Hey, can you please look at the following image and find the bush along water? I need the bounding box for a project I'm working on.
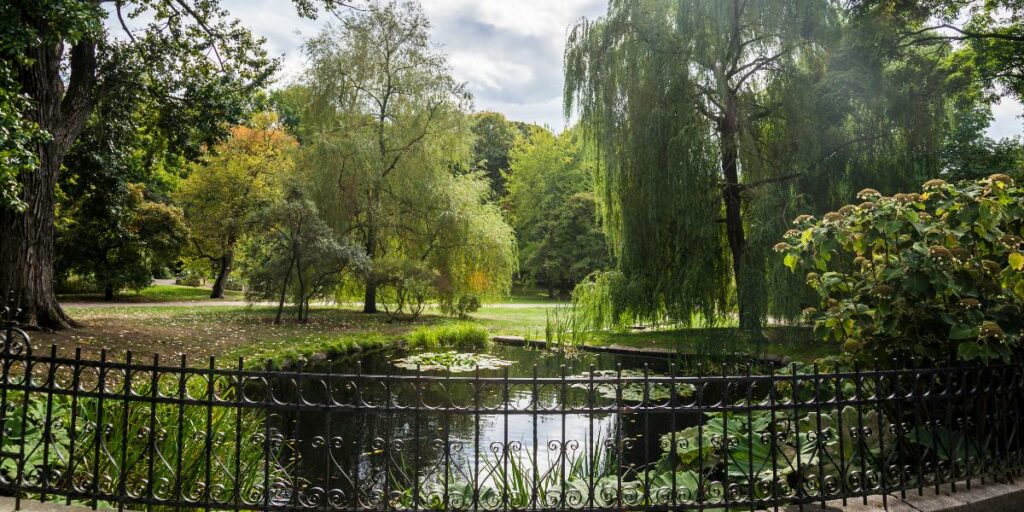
[778,174,1024,364]
[404,322,491,351]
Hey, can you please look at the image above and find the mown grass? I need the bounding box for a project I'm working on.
[586,326,832,362]
[43,297,829,368]
[40,305,432,365]
[58,284,244,303]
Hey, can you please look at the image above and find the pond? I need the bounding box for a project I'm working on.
[262,344,774,506]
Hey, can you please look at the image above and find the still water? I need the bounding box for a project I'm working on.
[262,344,766,502]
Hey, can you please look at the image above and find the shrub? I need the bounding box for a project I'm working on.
[438,294,481,319]
[405,322,490,351]
[175,271,204,287]
[778,175,1024,363]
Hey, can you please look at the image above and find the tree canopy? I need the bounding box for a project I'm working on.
[565,0,1009,332]
[504,126,608,296]
[298,0,515,315]
[176,112,298,298]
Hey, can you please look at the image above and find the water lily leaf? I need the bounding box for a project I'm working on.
[569,370,696,402]
[392,351,513,372]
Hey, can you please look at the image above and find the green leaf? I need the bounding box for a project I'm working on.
[1010,252,1024,271]
[949,324,976,340]
[784,253,799,271]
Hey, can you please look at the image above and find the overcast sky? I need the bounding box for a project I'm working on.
[241,0,607,131]
[117,0,1023,137]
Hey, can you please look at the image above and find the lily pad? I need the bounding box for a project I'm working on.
[392,351,514,372]
[570,369,696,401]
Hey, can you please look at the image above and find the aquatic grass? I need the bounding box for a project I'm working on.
[407,435,616,510]
[405,322,490,351]
[544,306,585,349]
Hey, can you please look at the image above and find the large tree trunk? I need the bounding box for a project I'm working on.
[1,34,97,330]
[718,93,761,334]
[210,252,234,299]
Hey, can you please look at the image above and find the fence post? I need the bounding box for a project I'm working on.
[13,330,33,511]
[117,351,133,512]
[40,345,58,504]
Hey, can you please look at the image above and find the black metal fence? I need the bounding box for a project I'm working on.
[1,321,1023,511]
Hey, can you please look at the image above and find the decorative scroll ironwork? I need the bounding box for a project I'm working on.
[1,317,1022,510]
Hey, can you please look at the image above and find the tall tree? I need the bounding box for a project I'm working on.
[852,0,1024,100]
[565,0,974,330]
[176,112,298,298]
[504,126,608,296]
[57,74,190,300]
[301,0,507,313]
[0,0,276,328]
[566,0,832,331]
[469,111,530,197]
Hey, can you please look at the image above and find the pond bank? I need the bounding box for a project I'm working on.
[491,335,791,363]
[273,332,793,370]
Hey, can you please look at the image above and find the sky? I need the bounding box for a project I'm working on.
[112,0,1023,138]
[236,0,607,131]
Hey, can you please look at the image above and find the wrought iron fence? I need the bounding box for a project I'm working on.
[1,319,1023,511]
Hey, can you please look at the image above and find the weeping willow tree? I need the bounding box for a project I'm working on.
[566,0,958,332]
[566,0,834,331]
[297,0,516,314]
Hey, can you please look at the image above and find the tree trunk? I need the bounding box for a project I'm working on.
[362,222,378,313]
[718,93,761,334]
[210,252,233,299]
[103,285,114,301]
[0,26,98,329]
[274,256,295,325]
[0,148,76,328]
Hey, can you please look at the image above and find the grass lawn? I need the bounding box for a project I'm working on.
[32,284,831,367]
[35,304,437,364]
[586,326,833,362]
[58,284,244,303]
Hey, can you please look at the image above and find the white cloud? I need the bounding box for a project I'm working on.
[103,0,1023,138]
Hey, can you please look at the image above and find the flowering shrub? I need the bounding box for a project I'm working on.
[777,174,1024,363]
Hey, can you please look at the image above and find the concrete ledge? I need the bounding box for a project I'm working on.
[785,479,1024,511]
[0,497,128,512]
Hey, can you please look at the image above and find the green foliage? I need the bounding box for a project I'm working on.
[0,385,280,509]
[58,183,187,297]
[300,0,515,313]
[856,0,1024,102]
[571,270,635,333]
[405,322,491,351]
[469,111,531,196]
[780,175,1024,363]
[657,406,892,495]
[239,187,369,323]
[437,294,481,319]
[0,65,41,211]
[505,127,608,296]
[176,112,297,286]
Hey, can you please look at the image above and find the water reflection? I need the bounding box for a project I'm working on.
[265,345,755,505]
